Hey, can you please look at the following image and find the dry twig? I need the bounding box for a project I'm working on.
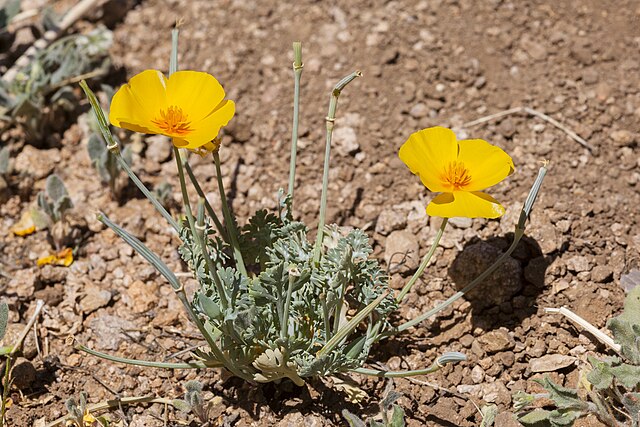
[461,106,595,152]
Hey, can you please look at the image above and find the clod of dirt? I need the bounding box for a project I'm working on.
[79,284,112,314]
[375,208,407,235]
[591,265,613,283]
[1,324,38,359]
[14,146,60,180]
[333,126,359,156]
[529,354,576,373]
[385,229,420,274]
[88,314,139,350]
[566,255,591,273]
[449,241,523,309]
[477,328,515,354]
[494,412,523,427]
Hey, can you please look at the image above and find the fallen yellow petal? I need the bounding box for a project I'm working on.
[37,248,74,267]
[11,211,36,237]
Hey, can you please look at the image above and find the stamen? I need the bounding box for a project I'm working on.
[152,106,193,136]
[441,161,472,190]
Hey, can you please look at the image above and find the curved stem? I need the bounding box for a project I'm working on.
[351,351,466,378]
[394,227,524,334]
[395,218,448,304]
[213,151,247,277]
[79,81,179,233]
[76,344,218,369]
[312,71,362,264]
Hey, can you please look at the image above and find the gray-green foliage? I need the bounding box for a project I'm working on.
[0,26,112,140]
[0,0,20,29]
[172,380,209,424]
[88,133,131,196]
[179,195,397,383]
[516,286,640,427]
[343,390,405,427]
[30,174,73,228]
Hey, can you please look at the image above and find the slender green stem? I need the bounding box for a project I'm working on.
[195,198,228,310]
[184,161,228,241]
[395,227,524,334]
[170,26,179,75]
[0,354,11,427]
[332,281,347,335]
[281,266,298,339]
[312,71,363,264]
[76,344,217,369]
[174,148,198,242]
[320,293,331,343]
[288,42,303,205]
[350,351,466,378]
[213,151,247,276]
[396,218,448,304]
[317,291,387,357]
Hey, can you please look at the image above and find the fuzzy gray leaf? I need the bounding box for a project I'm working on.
[586,356,614,390]
[87,134,105,161]
[172,399,191,413]
[389,405,406,427]
[533,377,586,410]
[342,409,366,427]
[607,285,640,364]
[46,174,68,202]
[53,195,73,220]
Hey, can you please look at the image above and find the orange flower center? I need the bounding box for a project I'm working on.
[441,161,472,191]
[152,106,193,136]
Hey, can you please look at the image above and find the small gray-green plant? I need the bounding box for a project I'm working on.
[0,26,112,141]
[65,392,109,427]
[172,380,211,425]
[515,285,640,427]
[30,174,73,249]
[343,390,406,427]
[88,133,131,197]
[76,27,546,390]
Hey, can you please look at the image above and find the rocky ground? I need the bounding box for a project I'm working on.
[1,0,639,425]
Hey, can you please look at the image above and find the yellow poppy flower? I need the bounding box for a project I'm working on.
[109,70,235,150]
[399,126,515,218]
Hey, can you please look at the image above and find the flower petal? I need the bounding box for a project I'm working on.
[179,100,236,149]
[426,191,506,218]
[166,71,226,122]
[399,126,458,192]
[457,139,515,191]
[109,70,168,133]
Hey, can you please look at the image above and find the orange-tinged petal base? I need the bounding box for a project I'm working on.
[426,191,506,219]
[37,248,74,267]
[11,211,36,236]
